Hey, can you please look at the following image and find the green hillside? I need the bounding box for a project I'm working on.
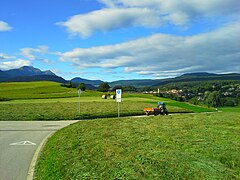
[35,112,240,179]
[0,81,76,100]
[109,73,240,87]
[0,81,213,121]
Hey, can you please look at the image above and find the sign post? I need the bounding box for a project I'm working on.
[78,89,82,114]
[116,89,122,118]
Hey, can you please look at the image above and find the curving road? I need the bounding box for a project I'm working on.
[0,121,78,180]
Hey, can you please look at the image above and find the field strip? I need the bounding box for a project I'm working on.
[27,132,54,180]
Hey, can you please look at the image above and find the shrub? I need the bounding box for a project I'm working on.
[0,97,10,101]
[77,83,86,91]
[98,83,110,92]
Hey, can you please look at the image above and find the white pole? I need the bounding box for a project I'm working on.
[78,93,80,114]
[118,102,120,118]
[116,89,122,118]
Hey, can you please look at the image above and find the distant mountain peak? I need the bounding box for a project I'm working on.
[19,66,42,72]
[2,66,57,78]
[70,77,104,87]
[0,66,65,83]
[43,70,56,76]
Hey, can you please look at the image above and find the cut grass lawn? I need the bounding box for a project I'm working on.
[0,81,101,100]
[219,106,240,113]
[0,100,191,121]
[35,112,240,179]
[0,81,213,120]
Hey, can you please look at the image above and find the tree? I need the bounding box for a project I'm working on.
[205,91,222,107]
[98,82,110,92]
[123,86,137,92]
[77,83,86,91]
[113,85,122,92]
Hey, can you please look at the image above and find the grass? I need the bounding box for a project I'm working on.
[0,81,77,100]
[218,106,240,113]
[0,81,214,121]
[35,112,240,179]
[0,100,191,121]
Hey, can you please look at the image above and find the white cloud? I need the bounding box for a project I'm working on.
[19,46,61,64]
[58,8,162,38]
[59,0,240,38]
[0,59,31,70]
[0,21,12,31]
[61,22,240,77]
[100,0,240,16]
[0,53,16,60]
[20,46,49,60]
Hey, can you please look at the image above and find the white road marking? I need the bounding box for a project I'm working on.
[10,140,36,146]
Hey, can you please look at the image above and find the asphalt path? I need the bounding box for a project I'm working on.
[0,121,78,180]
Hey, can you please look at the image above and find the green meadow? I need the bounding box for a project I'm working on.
[0,81,77,100]
[1,81,239,179]
[35,112,240,179]
[0,81,213,121]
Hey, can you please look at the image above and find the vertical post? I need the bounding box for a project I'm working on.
[116,89,122,118]
[78,89,82,115]
[118,102,120,118]
[78,94,80,114]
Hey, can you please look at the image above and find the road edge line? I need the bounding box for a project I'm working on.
[26,132,54,180]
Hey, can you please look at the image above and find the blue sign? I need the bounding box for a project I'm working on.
[116,89,122,102]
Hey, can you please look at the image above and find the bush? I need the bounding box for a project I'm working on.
[0,97,10,101]
[77,83,86,91]
[224,98,237,106]
[98,83,110,92]
[60,82,73,88]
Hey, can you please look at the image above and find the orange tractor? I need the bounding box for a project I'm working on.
[144,102,168,116]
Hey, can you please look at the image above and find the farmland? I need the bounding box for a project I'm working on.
[1,81,239,179]
[0,81,77,100]
[0,81,213,121]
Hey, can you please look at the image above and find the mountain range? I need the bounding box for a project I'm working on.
[0,66,240,87]
[70,77,103,87]
[110,72,240,87]
[0,66,67,83]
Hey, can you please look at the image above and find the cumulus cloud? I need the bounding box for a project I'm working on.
[20,46,49,60]
[58,8,162,38]
[0,21,12,31]
[100,0,240,16]
[0,59,31,70]
[0,53,16,60]
[61,22,240,77]
[19,46,61,64]
[59,0,240,38]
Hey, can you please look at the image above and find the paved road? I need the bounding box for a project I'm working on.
[0,121,78,180]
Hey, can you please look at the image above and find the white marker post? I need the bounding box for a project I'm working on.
[78,89,82,114]
[116,89,122,118]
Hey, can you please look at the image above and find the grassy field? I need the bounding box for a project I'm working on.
[0,81,213,121]
[0,97,195,121]
[35,112,240,179]
[219,106,240,113]
[0,81,78,100]
[1,81,239,178]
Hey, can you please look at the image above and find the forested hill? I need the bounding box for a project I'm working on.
[110,73,240,87]
[153,73,240,86]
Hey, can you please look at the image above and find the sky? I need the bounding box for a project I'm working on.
[0,0,239,81]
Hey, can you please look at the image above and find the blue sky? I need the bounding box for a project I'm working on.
[0,0,239,81]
